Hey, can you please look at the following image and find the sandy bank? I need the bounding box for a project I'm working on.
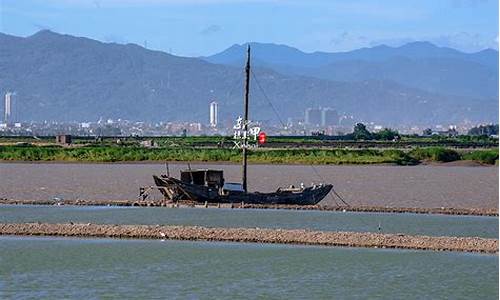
[0,223,497,253]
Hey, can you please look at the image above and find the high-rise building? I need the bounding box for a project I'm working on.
[305,108,322,126]
[4,92,12,124]
[209,101,218,127]
[306,107,339,127]
[321,108,339,127]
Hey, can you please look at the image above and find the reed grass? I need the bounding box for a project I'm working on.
[0,145,497,165]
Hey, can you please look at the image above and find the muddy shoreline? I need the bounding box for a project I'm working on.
[1,223,497,253]
[0,159,496,167]
[1,199,497,216]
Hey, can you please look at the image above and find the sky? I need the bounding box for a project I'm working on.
[0,0,498,56]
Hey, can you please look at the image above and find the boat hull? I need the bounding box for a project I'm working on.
[153,175,332,205]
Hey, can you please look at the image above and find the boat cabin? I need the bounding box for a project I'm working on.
[180,169,244,192]
[180,169,224,189]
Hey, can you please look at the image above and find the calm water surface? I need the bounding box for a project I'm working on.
[0,236,497,299]
[0,205,497,238]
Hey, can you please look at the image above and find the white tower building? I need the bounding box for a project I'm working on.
[209,101,218,127]
[4,92,12,124]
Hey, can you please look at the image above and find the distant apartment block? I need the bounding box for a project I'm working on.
[55,134,72,145]
[209,101,218,127]
[321,108,339,126]
[305,108,322,126]
[305,107,339,127]
[4,92,13,123]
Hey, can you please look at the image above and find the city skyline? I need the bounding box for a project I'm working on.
[0,3,497,131]
[0,1,497,297]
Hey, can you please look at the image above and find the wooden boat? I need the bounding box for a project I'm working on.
[153,46,333,205]
[153,171,332,205]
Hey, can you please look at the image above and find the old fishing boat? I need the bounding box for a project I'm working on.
[153,46,333,205]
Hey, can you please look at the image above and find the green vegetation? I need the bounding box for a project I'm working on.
[1,130,497,148]
[338,123,400,141]
[409,147,462,162]
[246,149,416,165]
[373,128,400,141]
[0,145,414,165]
[461,149,499,165]
[0,123,497,165]
[409,147,498,164]
[351,123,374,140]
[0,145,497,165]
[468,124,498,136]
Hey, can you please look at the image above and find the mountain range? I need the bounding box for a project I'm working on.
[204,42,498,99]
[0,30,497,125]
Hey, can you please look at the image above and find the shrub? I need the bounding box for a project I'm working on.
[410,147,460,162]
[462,149,499,165]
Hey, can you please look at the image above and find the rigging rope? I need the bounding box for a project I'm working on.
[309,164,350,207]
[250,70,287,128]
[251,68,350,207]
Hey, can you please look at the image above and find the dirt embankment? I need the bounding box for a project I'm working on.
[0,223,497,253]
[1,199,497,216]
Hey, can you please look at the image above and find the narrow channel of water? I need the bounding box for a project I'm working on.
[0,236,497,299]
[1,205,497,238]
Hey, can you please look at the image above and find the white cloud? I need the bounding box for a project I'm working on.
[200,24,222,35]
[102,34,128,44]
[329,31,371,51]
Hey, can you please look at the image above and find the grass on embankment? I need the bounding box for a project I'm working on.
[409,147,499,165]
[461,149,500,165]
[0,145,498,165]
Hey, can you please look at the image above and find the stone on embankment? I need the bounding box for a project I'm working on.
[0,223,497,254]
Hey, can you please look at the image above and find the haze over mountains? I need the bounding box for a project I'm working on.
[0,30,497,125]
[204,42,498,99]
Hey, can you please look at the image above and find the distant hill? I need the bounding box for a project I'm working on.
[204,42,499,99]
[0,30,497,125]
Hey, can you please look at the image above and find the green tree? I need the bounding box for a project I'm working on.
[374,128,399,141]
[422,128,433,136]
[352,123,372,140]
[468,124,499,136]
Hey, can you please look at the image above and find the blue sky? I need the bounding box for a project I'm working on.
[0,0,498,56]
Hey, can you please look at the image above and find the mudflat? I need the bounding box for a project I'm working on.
[0,162,497,209]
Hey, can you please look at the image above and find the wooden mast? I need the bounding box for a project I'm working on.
[242,45,251,193]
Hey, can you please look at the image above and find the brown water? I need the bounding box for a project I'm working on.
[0,163,497,208]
